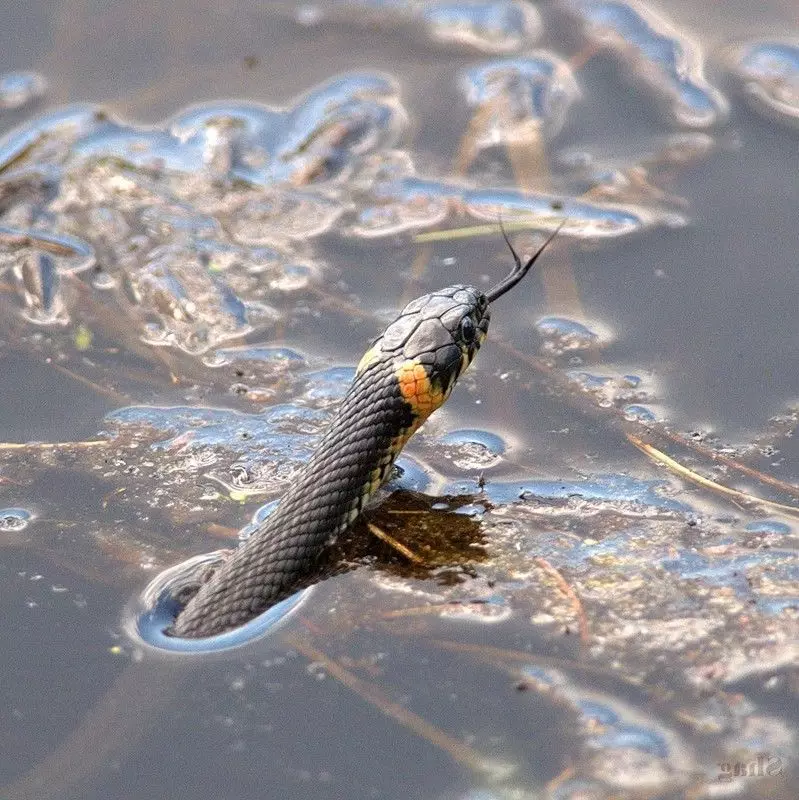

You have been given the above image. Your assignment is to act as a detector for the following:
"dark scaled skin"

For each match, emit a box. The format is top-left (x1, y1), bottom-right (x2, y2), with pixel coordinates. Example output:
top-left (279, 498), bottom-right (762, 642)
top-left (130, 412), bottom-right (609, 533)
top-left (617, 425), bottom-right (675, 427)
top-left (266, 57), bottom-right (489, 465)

top-left (172, 286), bottom-right (490, 638)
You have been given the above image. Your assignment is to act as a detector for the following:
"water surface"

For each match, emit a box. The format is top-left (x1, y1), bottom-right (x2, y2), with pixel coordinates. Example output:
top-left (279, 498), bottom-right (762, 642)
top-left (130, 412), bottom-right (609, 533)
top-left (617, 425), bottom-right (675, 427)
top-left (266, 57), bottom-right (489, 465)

top-left (0, 2), bottom-right (797, 798)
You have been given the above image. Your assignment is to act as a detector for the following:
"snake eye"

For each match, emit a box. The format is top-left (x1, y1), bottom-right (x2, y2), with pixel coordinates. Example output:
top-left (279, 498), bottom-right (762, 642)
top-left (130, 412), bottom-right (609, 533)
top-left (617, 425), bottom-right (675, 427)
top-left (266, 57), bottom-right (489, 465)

top-left (459, 316), bottom-right (476, 344)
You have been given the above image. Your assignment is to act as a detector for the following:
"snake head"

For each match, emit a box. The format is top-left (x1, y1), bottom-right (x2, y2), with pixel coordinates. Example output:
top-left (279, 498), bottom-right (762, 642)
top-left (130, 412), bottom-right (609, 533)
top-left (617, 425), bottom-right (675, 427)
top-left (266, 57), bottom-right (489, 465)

top-left (357, 285), bottom-right (490, 419)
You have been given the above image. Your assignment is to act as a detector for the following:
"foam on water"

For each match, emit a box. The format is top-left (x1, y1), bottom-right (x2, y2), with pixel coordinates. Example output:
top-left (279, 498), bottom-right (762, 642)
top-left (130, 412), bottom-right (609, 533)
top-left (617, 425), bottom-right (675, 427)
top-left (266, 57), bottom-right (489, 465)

top-left (566, 0), bottom-right (728, 128)
top-left (297, 0), bottom-right (541, 53)
top-left (460, 53), bottom-right (580, 143)
top-left (729, 41), bottom-right (799, 128)
top-left (0, 71), bottom-right (47, 111)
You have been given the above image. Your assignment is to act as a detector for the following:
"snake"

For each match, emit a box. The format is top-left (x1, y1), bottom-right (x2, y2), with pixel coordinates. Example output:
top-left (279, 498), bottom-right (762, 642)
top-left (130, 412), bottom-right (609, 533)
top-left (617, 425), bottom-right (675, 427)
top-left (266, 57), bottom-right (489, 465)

top-left (172, 223), bottom-right (564, 638)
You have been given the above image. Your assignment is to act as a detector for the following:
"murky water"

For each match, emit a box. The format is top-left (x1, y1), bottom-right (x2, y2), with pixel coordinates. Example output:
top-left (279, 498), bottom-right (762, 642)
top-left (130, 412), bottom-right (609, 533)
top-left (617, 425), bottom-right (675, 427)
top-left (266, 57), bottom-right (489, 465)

top-left (0, 2), bottom-right (797, 798)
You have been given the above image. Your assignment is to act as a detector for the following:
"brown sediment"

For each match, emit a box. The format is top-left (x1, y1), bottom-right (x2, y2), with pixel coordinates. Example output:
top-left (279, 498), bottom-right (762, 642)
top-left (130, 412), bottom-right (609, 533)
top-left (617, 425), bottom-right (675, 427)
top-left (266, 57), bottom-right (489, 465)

top-left (366, 521), bottom-right (425, 564)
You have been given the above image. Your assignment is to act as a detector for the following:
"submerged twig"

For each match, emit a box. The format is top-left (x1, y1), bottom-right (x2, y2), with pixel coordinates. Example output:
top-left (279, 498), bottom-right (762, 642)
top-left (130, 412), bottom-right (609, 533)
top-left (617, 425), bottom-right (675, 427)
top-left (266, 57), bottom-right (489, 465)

top-left (0, 439), bottom-right (108, 451)
top-left (627, 434), bottom-right (799, 518)
top-left (534, 557), bottom-right (590, 645)
top-left (48, 360), bottom-right (130, 403)
top-left (399, 243), bottom-right (433, 306)
top-left (414, 218), bottom-right (566, 244)
top-left (667, 434), bottom-right (799, 498)
top-left (366, 522), bottom-right (425, 564)
top-left (432, 639), bottom-right (648, 687)
top-left (495, 337), bottom-right (799, 506)
top-left (286, 636), bottom-right (512, 779)
top-left (0, 661), bottom-right (183, 800)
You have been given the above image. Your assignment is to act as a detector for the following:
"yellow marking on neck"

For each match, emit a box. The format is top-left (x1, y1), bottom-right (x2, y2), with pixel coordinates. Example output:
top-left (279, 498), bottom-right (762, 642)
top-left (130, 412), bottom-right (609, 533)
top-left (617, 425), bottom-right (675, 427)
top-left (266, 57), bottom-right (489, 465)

top-left (396, 358), bottom-right (447, 422)
top-left (356, 345), bottom-right (381, 376)
top-left (358, 359), bottom-right (452, 503)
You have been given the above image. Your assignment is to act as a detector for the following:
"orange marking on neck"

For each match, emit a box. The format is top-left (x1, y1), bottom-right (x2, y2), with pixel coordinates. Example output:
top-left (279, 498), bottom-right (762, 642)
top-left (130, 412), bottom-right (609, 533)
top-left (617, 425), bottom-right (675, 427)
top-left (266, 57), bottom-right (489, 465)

top-left (396, 359), bottom-right (445, 422)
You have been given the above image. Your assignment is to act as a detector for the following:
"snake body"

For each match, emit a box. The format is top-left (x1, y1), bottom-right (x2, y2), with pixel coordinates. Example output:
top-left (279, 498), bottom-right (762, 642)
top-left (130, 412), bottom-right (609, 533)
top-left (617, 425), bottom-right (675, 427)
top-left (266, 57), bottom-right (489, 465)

top-left (172, 226), bottom-right (563, 638)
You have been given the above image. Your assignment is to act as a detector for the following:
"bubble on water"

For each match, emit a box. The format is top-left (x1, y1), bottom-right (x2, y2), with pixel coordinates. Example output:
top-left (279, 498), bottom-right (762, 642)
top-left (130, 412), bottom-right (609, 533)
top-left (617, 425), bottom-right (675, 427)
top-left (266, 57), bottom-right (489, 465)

top-left (436, 428), bottom-right (507, 470)
top-left (0, 71), bottom-right (47, 110)
top-left (535, 316), bottom-right (602, 353)
top-left (461, 54), bottom-right (580, 145)
top-left (566, 0), bottom-right (728, 128)
top-left (623, 403), bottom-right (658, 423)
top-left (0, 508), bottom-right (31, 532)
top-left (728, 41), bottom-right (799, 129)
top-left (567, 369), bottom-right (649, 408)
